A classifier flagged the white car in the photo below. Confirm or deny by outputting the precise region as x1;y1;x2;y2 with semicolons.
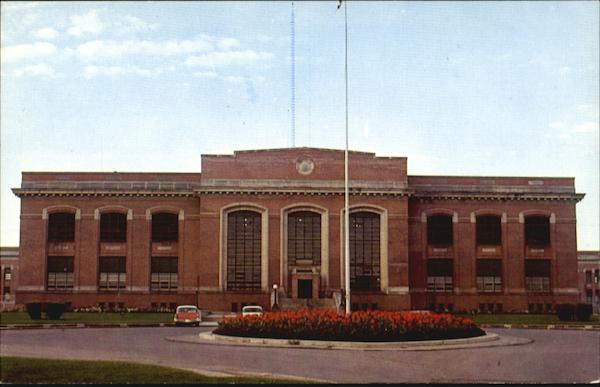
173;305;202;326
241;305;264;317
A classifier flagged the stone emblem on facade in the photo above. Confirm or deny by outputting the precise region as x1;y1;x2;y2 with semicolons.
295;157;315;175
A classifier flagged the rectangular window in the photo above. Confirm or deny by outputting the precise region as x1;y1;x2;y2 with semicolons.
48;213;75;242
98;256;126;290
476;216;501;245
427;215;453;245
100;213;127;242
586;270;593;284
4;268;12;281
525;260;550;293
427;259;453;292
586;290;593;304
47;256;74;290
476;259;502;293
525;216;550;246
152;213;179;242
151;256;178;291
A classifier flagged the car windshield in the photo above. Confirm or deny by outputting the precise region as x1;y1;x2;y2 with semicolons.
177;307;197;313
244;307;262;312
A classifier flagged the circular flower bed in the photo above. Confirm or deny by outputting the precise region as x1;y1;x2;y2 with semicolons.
214;309;485;342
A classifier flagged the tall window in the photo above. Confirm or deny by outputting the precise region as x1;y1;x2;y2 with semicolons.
100;213;127;242
427;215;453;245
4;267;12;281
152;213;178;242
151;256;178;291
47;256;74;290
525;260;550;293
586;270;593;284
350;211;380;291
48;213;75;242
427;259;453;292
288;211;321;265
525;216;550;246
476;215;501;245
98;256;126;290
476;259;502;293
227;211;261;291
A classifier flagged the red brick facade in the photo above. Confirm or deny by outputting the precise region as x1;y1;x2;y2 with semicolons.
12;148;584;313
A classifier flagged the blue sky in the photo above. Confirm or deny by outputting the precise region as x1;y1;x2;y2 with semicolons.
1;1;598;249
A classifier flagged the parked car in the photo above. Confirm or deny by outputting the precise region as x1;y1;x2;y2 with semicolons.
173;305;202;326
241;305;264;317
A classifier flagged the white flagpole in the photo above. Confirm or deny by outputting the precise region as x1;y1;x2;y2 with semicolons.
343;1;351;315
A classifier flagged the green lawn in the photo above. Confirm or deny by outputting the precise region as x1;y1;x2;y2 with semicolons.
0;311;175;325
0;356;319;384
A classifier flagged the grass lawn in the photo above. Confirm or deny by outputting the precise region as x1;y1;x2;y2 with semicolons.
0;357;320;384
457;313;599;326
0;311;175;325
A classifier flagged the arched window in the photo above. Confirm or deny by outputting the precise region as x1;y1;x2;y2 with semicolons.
525;216;550;246
227;210;262;291
350;211;380;291
476;215;501;245
48;213;75;242
100;213;127;242
288;211;321;266
152;213;179;242
427;215;453;245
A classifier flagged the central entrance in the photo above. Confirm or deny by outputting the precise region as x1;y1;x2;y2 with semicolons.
298;279;313;299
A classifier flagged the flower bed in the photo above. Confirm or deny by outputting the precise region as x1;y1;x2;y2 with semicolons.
214;309;485;342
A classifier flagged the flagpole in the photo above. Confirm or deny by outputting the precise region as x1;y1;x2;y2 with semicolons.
343;1;351;315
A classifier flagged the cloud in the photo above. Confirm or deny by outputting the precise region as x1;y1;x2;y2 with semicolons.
217;38;240;50
83;65;163;78
1;42;57;63
193;71;218;78
113;15;158;36
67;10;103;37
67;39;214;59
185;50;273;67
13;63;55;77
572;121;599;134
32;27;58;40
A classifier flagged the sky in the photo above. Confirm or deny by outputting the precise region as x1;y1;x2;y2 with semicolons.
1;1;598;250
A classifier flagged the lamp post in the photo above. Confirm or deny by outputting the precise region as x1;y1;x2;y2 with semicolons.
272;283;279;311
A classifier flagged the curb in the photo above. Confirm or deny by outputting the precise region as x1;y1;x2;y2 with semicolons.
478;323;599;331
167;331;533;351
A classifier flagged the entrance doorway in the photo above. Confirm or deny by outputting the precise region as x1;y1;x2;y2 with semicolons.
298;279;313;299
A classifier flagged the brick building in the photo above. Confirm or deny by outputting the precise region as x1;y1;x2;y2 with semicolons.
1;246;19;311
11;148;585;313
578;251;600;313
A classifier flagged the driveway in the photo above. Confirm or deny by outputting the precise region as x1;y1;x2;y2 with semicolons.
1;327;598;383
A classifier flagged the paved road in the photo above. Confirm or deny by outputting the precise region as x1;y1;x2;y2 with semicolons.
1;327;598;383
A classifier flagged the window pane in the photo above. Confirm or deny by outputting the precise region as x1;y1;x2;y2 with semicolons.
152;213;179;242
100;213;127;242
427;215;453;244
48;213;75;242
350;212;380;291
525;216;550;246
476;215;501;245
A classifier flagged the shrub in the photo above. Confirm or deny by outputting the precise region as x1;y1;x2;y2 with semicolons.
45;303;67;320
214;309;485;342
575;303;593;321
556;304;575;321
25;303;42;320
